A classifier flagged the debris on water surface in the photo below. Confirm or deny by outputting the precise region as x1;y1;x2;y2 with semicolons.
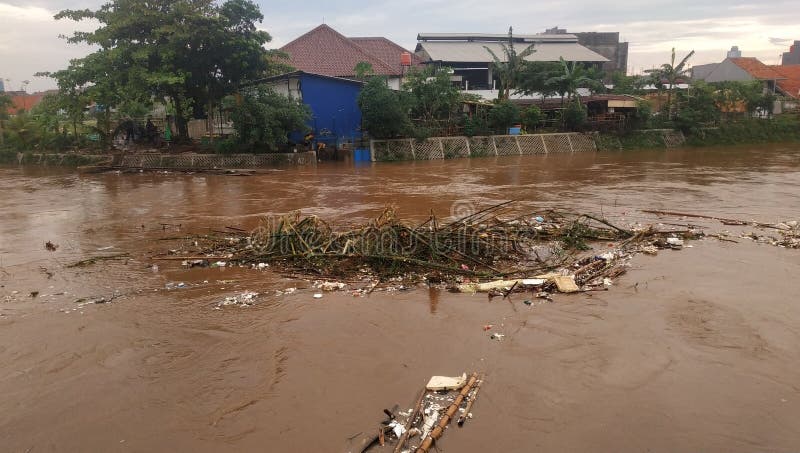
350;372;485;452
216;291;259;308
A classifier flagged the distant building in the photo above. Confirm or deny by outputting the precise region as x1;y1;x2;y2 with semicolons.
280;24;422;90
255;71;364;148
0;79;4;92
782;41;800;65
692;57;799;100
545;27;629;78
726;46;742;58
414;32;609;90
2;90;57;115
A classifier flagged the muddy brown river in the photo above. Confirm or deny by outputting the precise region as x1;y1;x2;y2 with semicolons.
1;145;800;452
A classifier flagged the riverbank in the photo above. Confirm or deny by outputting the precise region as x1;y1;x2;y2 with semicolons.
3;115;798;167
1;144;799;452
598;115;800;151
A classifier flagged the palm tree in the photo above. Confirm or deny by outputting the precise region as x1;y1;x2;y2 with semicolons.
646;48;695;119
484;27;536;100
546;58;605;105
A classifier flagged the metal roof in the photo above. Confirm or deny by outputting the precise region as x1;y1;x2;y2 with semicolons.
416;41;609;63
417;33;578;43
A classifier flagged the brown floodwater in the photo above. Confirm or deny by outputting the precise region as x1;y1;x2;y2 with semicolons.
1;144;800;452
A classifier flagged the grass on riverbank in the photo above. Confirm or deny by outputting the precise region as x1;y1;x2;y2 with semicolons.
685;115;800;147
599;114;800;151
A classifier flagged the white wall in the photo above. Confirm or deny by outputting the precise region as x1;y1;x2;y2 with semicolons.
264;77;302;99
387;77;402;90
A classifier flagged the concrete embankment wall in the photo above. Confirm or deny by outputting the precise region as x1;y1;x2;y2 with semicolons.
369;130;687;161
111;152;317;169
370;133;599;161
3;151;318;168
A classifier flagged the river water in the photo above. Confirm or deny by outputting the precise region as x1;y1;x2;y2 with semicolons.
1;145;800;452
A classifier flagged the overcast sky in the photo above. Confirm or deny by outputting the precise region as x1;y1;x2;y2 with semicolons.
1;0;798;92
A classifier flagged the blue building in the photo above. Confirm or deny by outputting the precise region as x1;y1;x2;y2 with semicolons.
258;71;364;150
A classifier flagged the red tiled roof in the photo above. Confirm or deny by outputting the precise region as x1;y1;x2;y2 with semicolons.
3;91;55;115
729;57;785;80
769;65;800;99
280;24;408;78
349;37;424;74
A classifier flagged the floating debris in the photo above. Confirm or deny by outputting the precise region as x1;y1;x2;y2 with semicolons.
350;373;485;453
216;291;259;308
163;202;707;292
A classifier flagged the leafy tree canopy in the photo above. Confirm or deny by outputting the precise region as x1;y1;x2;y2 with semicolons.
358;76;412;139
225;85;310;151
484;26;535;100
403;66;461;122
50;0;274;141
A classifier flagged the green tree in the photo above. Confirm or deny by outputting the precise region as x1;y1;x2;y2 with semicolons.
674;81;719;134
484;27;536;100
358;76;411;139
646;48;695;119
264;49;295;77
0;93;11;146
562;100;588;131
718;80;774;117
53;0;273;142
226;85;310;151
3;112;49;151
520;105;544;131
546;58;605;105
403;66;461;123
610;71;647;95
517;61;561;104
487;99;520;133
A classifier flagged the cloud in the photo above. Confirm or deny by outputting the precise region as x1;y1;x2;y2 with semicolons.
0;2;96;92
769;37;792;45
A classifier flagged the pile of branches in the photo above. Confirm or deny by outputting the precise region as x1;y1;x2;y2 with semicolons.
187;201;665;280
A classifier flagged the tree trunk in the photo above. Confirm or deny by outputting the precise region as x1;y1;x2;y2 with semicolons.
173;95;189;142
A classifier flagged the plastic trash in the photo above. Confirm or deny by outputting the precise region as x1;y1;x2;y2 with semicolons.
426;373;467;391
534;216;544;223
490;333;505;341
313;293;323;299
552;275;579;293
666;237;684;248
217;291;259;308
388;420;406;438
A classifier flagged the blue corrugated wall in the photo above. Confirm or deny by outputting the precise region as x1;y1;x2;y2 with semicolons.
297;74;363;147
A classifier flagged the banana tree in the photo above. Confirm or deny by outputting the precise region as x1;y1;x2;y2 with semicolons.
484;27;536;100
545;57;605;105
646;48;695;119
